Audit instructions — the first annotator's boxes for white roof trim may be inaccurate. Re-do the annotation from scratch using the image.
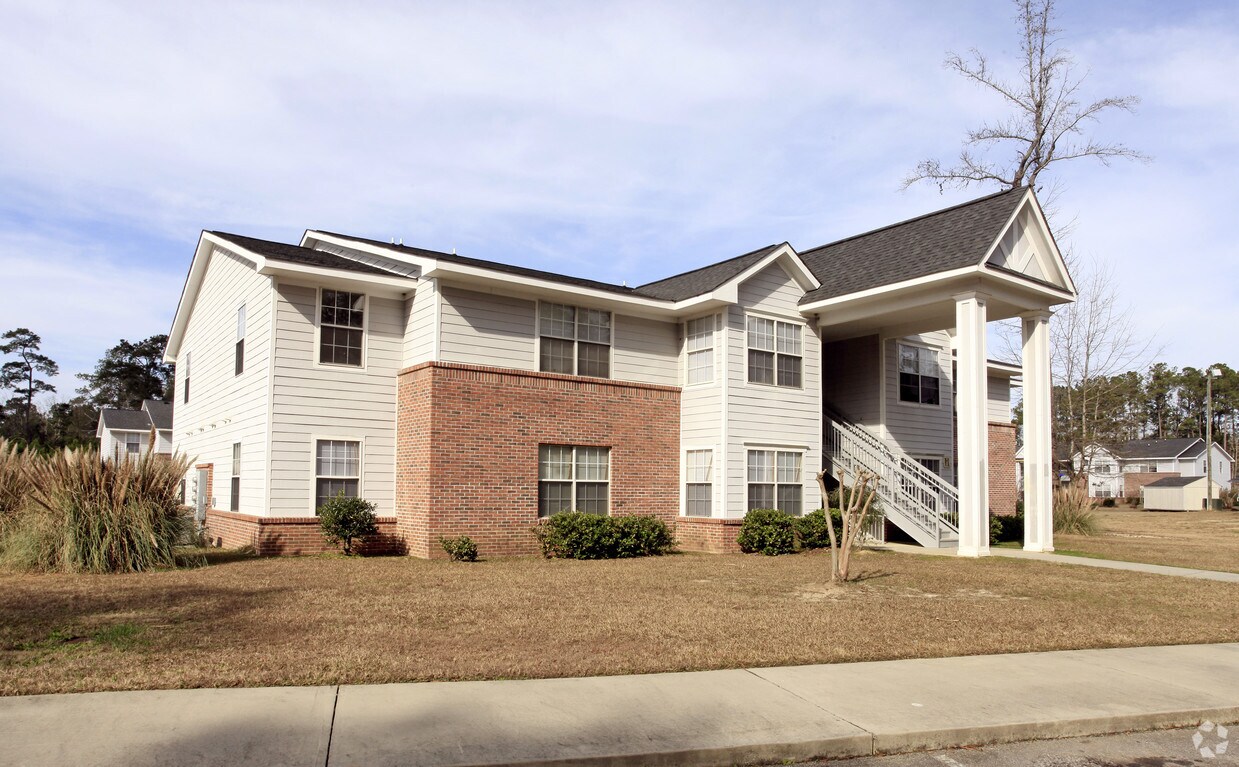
[978,190,1077,296]
[799,266,978,312]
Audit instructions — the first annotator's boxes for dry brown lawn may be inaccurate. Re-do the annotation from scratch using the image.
[1056,508,1239,574]
[3,547,1238,696]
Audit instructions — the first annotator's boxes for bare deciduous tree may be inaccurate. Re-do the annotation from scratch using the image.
[817,468,878,583]
[904,0,1147,201]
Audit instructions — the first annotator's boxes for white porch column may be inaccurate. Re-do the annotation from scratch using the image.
[1021,311,1054,552]
[954,292,990,557]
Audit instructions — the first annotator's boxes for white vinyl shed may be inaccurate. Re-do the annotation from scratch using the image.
[1142,475,1226,512]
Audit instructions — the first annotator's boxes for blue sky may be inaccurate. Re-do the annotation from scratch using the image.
[1,0,1236,399]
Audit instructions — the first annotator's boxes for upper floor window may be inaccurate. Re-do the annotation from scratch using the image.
[320,290,365,367]
[684,449,712,517]
[538,445,610,516]
[685,316,714,385]
[183,352,191,404]
[898,344,940,405]
[235,304,246,376]
[747,449,803,515]
[747,316,802,387]
[538,303,610,378]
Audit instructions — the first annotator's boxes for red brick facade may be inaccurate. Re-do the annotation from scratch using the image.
[676,517,744,554]
[396,362,681,558]
[1125,471,1180,499]
[988,423,1018,515]
[204,509,403,556]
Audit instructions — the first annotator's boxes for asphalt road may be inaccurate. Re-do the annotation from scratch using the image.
[811,725,1236,767]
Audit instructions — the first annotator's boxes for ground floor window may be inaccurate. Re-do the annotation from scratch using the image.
[230,443,241,511]
[747,449,803,515]
[123,433,142,455]
[684,449,712,517]
[539,445,610,516]
[315,439,360,511]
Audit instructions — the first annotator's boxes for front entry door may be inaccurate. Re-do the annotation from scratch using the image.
[195,468,209,525]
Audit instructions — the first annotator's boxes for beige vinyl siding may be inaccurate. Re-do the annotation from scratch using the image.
[613,314,678,386]
[403,279,438,367]
[883,331,953,471]
[987,375,1012,424]
[725,263,821,518]
[173,247,273,515]
[438,286,536,370]
[155,430,173,454]
[822,335,880,425]
[268,282,402,517]
[100,429,148,461]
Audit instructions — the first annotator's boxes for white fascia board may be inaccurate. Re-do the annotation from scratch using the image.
[986,360,1023,377]
[301,231,436,273]
[419,261,681,314]
[800,266,978,314]
[257,262,414,297]
[723,244,821,293]
[165,233,255,362]
[978,191,1077,297]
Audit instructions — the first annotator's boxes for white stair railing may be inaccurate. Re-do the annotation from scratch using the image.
[824,412,959,546]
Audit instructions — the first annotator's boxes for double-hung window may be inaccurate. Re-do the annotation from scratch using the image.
[538,303,611,378]
[319,290,365,367]
[747,317,802,387]
[538,445,610,516]
[315,440,360,511]
[747,449,803,515]
[684,449,713,517]
[235,304,246,376]
[230,443,241,511]
[183,352,191,404]
[685,316,714,385]
[123,433,142,456]
[898,344,940,405]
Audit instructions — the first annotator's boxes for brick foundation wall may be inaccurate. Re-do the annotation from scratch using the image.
[988,423,1018,516]
[397,362,681,559]
[204,510,404,556]
[676,517,744,554]
[1125,472,1180,499]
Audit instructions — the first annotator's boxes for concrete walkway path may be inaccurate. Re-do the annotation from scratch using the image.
[2,643,1237,767]
[880,542,1239,583]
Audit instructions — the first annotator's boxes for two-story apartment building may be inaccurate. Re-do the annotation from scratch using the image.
[164,187,1074,557]
[1076,438,1234,499]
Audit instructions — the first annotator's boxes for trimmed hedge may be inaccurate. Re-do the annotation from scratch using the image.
[737,508,796,556]
[989,513,1024,543]
[794,509,839,550]
[440,535,479,562]
[535,512,675,559]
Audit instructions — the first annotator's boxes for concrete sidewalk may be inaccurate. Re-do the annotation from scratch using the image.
[880,542,1239,583]
[3,644,1238,767]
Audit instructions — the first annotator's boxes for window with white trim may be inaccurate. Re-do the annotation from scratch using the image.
[183,352,191,404]
[319,290,365,367]
[235,304,246,376]
[898,344,940,405]
[685,316,714,385]
[538,445,610,516]
[315,440,360,511]
[230,443,241,512]
[747,449,803,515]
[538,303,611,377]
[684,449,713,517]
[747,316,802,387]
[123,433,142,455]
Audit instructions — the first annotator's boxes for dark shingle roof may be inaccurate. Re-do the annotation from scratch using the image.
[1145,475,1211,488]
[142,400,173,431]
[798,187,1027,304]
[634,244,784,301]
[211,232,400,277]
[100,408,152,431]
[1116,438,1203,460]
[313,232,644,297]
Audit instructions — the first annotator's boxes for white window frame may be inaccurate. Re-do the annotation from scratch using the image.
[896,342,942,408]
[537,444,611,516]
[682,447,714,517]
[684,315,716,386]
[536,301,613,379]
[235,303,246,377]
[183,351,191,404]
[745,447,805,515]
[230,442,241,512]
[122,432,143,456]
[315,288,368,370]
[310,436,365,514]
[744,313,804,389]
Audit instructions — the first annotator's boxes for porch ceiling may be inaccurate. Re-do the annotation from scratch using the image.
[806,267,1073,341]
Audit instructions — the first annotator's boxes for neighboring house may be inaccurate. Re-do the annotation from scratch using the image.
[1073,438,1233,499]
[1142,475,1228,512]
[96,399,174,460]
[164,186,1074,558]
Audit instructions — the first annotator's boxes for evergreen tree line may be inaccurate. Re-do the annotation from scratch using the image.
[0,328,173,450]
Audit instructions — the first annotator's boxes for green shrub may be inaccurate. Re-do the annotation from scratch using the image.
[2,448,193,573]
[989,513,1024,543]
[535,512,675,559]
[827,484,882,515]
[1053,484,1099,535]
[737,508,796,556]
[611,515,675,558]
[794,508,838,550]
[318,494,379,555]
[439,535,479,562]
[1101,496,1116,508]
